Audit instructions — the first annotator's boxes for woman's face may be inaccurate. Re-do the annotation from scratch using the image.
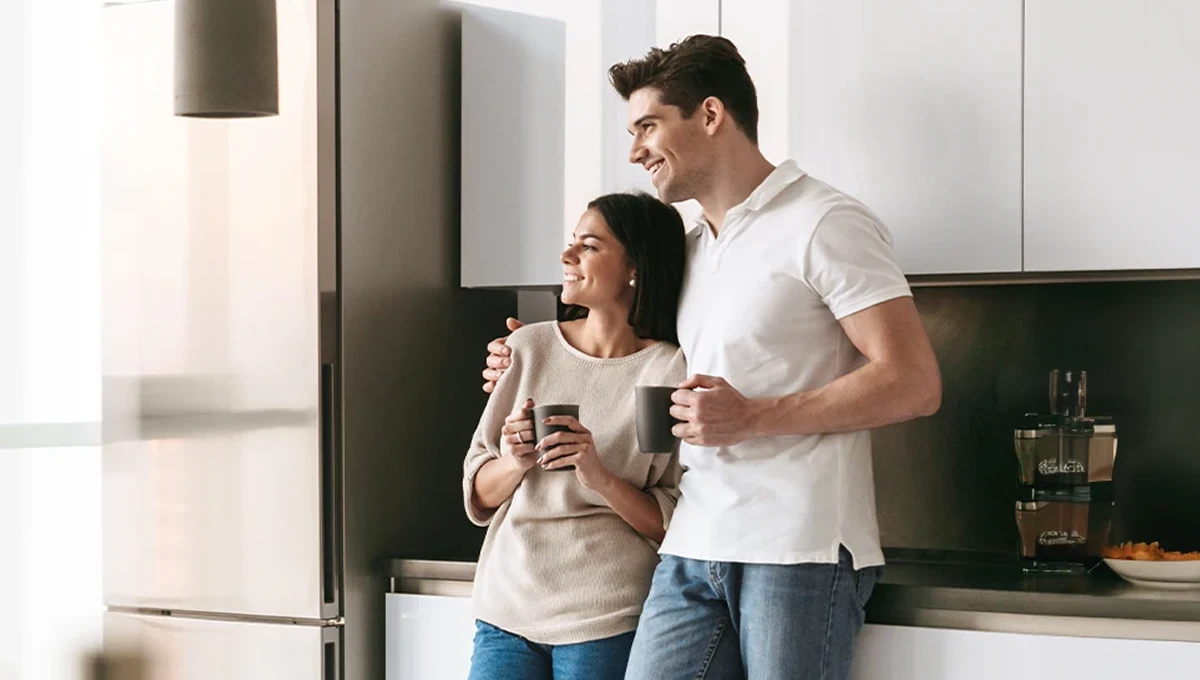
[560,209,635,311]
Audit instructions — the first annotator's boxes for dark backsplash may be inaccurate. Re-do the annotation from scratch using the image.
[874,279,1200,554]
[439,280,1199,563]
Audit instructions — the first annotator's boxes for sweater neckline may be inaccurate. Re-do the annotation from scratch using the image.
[552,322,665,363]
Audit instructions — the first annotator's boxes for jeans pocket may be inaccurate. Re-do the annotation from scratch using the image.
[852,567,880,609]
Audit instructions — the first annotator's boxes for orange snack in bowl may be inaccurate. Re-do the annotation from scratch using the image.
[1103,541,1200,561]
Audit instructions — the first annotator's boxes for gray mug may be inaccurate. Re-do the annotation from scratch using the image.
[636,385,681,454]
[533,403,580,471]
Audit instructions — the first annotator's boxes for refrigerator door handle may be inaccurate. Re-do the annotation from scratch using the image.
[322,625,342,680]
[320,361,342,617]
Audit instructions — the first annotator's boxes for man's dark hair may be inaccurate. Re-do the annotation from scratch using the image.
[608,35,759,143]
[562,193,686,345]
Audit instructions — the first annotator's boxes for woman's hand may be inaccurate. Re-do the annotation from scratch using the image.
[499,398,538,473]
[536,416,615,492]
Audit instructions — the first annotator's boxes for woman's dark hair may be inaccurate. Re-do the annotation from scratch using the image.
[561,192,686,345]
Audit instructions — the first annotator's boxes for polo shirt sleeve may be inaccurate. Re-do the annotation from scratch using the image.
[800,202,912,320]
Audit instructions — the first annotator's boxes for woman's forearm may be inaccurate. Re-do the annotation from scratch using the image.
[472,456,527,511]
[595,475,666,544]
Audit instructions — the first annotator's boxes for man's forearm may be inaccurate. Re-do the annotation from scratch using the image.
[752,361,940,437]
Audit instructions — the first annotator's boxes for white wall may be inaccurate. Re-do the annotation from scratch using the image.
[0,2,106,679]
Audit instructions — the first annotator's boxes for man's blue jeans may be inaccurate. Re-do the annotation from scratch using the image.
[624,548,879,679]
[468,620,635,680]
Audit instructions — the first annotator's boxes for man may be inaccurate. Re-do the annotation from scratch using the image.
[482,36,941,679]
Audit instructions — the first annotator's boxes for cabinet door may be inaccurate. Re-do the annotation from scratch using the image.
[1024,0,1200,272]
[100,0,325,620]
[655,0,718,46]
[852,623,1200,679]
[460,5,568,288]
[104,611,330,680]
[385,594,475,680]
[721,0,1023,275]
[650,0,719,228]
[459,0,685,287]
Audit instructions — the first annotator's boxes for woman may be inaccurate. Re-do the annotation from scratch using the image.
[462,192,687,680]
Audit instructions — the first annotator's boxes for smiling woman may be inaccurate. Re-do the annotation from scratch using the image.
[561,192,686,345]
[462,190,687,680]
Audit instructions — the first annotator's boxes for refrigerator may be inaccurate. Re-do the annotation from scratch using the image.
[98,1,512,679]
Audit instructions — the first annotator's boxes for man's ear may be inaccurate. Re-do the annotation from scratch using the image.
[701,96,726,136]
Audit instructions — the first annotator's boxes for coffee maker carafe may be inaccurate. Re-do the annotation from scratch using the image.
[1012,370,1117,573]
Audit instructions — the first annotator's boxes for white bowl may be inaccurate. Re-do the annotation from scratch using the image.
[1104,558,1200,590]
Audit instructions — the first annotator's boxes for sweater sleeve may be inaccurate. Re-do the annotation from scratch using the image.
[462,337,525,527]
[646,450,683,534]
[645,347,687,533]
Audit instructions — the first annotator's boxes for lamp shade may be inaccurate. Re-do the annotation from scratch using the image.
[174,0,278,118]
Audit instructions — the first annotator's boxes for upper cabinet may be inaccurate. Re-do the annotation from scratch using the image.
[459,0,714,288]
[720,0,1024,275]
[651,0,719,228]
[461,0,1200,285]
[460,5,568,288]
[654,0,718,46]
[1024,1,1200,272]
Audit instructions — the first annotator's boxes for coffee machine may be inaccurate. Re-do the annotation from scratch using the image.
[1012,370,1118,573]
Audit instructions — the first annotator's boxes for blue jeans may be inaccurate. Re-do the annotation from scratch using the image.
[468,620,635,680]
[624,548,880,680]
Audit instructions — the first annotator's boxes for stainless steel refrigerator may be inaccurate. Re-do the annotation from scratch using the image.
[99,1,511,679]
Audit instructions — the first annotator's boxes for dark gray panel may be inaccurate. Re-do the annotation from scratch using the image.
[337,2,515,679]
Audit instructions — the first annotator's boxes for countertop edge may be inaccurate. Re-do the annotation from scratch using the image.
[383,558,1200,643]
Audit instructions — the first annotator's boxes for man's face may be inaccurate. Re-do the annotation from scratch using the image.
[626,87,711,204]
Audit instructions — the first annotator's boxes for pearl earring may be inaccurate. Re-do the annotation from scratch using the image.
[629,278,636,287]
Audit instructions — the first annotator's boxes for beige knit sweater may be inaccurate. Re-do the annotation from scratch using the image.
[463,321,686,645]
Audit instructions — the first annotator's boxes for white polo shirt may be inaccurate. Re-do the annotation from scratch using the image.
[660,160,912,569]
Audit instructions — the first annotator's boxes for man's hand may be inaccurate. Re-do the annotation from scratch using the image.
[669,374,762,447]
[482,317,524,394]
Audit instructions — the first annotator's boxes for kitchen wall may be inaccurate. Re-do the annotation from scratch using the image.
[875,279,1200,555]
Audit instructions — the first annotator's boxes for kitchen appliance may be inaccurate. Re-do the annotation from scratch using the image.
[98,1,510,679]
[1012,370,1117,573]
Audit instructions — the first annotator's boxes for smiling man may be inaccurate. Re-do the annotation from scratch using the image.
[605,36,941,680]
[483,35,942,679]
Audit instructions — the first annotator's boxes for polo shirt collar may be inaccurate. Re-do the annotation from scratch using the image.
[685,160,807,238]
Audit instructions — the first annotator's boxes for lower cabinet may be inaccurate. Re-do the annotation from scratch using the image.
[385,593,475,680]
[852,624,1200,679]
[384,594,1200,680]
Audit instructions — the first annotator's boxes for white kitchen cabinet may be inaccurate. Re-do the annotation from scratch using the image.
[852,624,1200,679]
[460,4,567,288]
[652,0,719,228]
[104,611,328,680]
[382,598,1200,680]
[460,0,711,288]
[720,0,1023,275]
[1024,1,1200,272]
[654,0,718,47]
[385,593,475,680]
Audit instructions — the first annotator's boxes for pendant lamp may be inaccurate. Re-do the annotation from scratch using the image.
[174,0,279,118]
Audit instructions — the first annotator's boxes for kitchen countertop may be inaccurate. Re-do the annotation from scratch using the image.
[385,550,1200,643]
